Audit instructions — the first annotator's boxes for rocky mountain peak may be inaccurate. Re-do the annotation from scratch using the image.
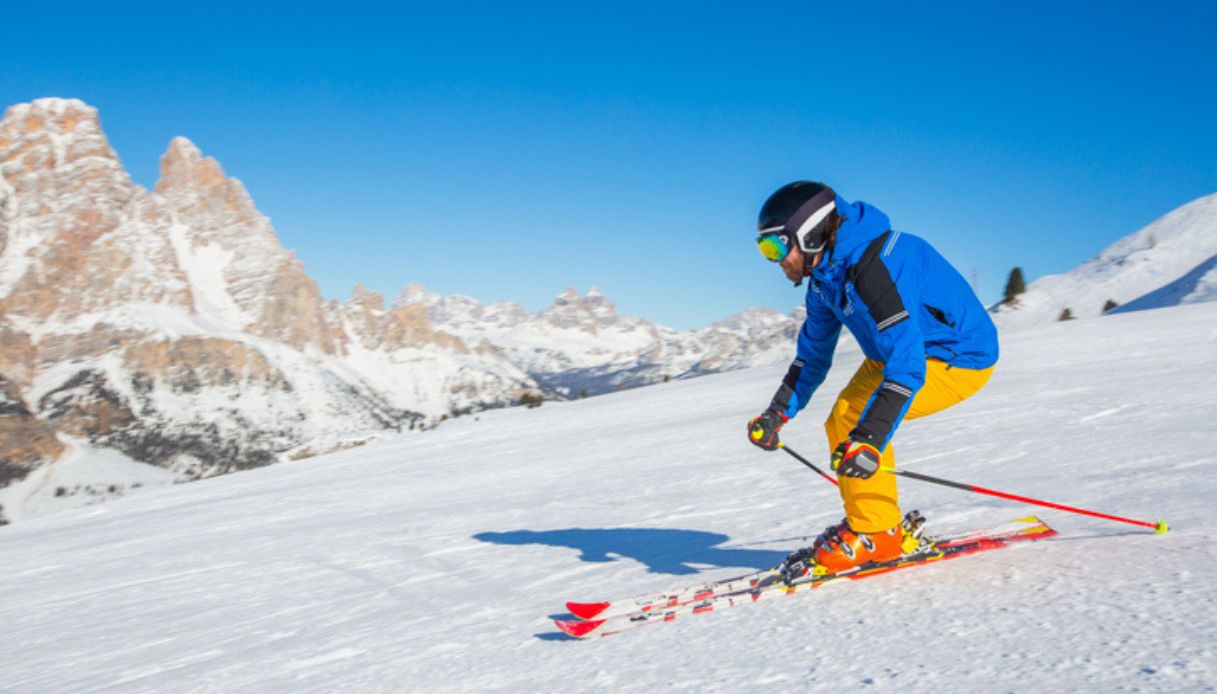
[154,136,258,222]
[396,283,434,307]
[349,284,385,313]
[0,98,119,169]
[542,286,618,329]
[156,137,224,191]
[147,135,337,353]
[0,98,181,321]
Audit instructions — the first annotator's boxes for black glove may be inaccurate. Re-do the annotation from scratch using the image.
[831,440,881,478]
[747,409,788,451]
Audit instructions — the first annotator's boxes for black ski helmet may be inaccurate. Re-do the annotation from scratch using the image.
[757,181,838,254]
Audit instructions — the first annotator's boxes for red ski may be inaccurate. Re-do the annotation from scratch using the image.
[555,516,1055,639]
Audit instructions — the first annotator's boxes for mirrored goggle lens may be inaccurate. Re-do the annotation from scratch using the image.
[756,233,789,262]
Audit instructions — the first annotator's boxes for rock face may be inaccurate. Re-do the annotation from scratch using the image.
[154,137,338,353]
[0,375,64,488]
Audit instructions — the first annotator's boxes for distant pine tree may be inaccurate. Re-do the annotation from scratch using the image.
[1059,308,1074,321]
[519,392,544,408]
[1103,299,1119,313]
[1003,267,1026,304]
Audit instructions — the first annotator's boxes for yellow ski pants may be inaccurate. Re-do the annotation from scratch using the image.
[825,358,994,533]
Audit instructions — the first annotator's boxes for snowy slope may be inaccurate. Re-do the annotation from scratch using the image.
[1,301,1214,691]
[1111,253,1217,314]
[993,192,1217,325]
[0,439,178,523]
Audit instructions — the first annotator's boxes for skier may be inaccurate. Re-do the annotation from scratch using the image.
[747,181,999,574]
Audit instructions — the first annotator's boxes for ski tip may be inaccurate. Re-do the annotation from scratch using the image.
[566,601,611,620]
[1154,519,1170,535]
[554,618,606,638]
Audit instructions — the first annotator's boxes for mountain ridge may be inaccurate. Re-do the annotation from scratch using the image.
[0,97,799,523]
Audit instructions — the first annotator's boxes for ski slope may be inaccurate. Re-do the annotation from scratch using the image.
[2,303,1215,692]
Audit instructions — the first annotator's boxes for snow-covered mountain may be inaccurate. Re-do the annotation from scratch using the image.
[991,192,1217,325]
[1,300,1213,691]
[0,98,542,521]
[398,284,802,396]
[0,98,800,524]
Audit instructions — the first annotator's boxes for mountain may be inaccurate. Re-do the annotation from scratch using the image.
[1,300,1212,690]
[0,98,800,524]
[398,284,802,396]
[991,192,1217,325]
[0,98,542,522]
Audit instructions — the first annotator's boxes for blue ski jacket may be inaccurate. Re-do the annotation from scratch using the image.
[773,196,999,451]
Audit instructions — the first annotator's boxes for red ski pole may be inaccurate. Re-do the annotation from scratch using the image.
[882,466,1168,533]
[777,443,1168,534]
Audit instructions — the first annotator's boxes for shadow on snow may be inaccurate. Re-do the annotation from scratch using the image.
[473,528,787,576]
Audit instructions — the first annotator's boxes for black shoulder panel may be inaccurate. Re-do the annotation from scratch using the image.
[847,231,908,332]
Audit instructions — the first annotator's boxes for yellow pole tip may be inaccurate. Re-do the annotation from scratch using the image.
[1154,519,1169,535]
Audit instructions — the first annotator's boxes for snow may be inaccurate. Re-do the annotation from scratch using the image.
[166,219,252,328]
[0,440,179,523]
[0,219,41,297]
[1,301,1214,690]
[1112,252,1217,313]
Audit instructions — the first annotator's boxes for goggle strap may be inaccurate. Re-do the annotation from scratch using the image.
[785,189,837,249]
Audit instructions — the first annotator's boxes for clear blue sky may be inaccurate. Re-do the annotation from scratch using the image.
[3,1,1214,329]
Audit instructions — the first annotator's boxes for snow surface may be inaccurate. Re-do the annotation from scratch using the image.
[1,302,1215,691]
[1112,252,1217,314]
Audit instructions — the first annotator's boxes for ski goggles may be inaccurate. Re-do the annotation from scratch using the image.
[756,230,791,263]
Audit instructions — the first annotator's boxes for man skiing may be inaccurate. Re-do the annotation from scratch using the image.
[748,181,999,575]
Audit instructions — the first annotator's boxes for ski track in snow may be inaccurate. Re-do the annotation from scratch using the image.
[1,303,1216,692]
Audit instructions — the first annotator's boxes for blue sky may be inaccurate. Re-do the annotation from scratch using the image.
[2,1,1214,329]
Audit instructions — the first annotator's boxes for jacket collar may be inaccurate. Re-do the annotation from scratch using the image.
[826,196,891,265]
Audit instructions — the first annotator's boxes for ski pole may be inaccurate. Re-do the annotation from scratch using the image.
[880,466,1168,534]
[777,442,839,487]
[778,443,1167,534]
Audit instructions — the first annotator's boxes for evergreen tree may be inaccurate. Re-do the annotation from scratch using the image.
[1002,267,1026,304]
[1103,299,1118,313]
[1059,308,1074,321]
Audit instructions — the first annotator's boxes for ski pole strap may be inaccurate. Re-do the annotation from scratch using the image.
[778,443,839,487]
[880,467,1168,534]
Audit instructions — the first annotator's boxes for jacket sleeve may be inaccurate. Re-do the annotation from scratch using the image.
[849,233,926,451]
[770,296,842,420]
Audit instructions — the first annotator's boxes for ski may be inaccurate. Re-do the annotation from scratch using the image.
[554,516,1055,639]
[566,566,779,621]
[563,515,1043,623]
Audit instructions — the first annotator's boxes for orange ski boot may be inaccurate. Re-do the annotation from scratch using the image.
[811,519,904,574]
